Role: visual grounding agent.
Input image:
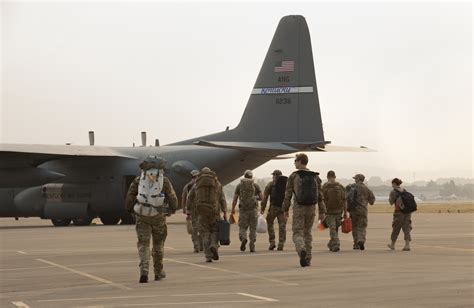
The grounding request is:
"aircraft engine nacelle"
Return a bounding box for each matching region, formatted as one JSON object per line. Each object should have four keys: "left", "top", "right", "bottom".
{"left": 0, "top": 168, "right": 65, "bottom": 188}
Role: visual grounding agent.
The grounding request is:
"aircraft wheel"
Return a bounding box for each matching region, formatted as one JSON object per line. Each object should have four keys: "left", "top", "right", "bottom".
{"left": 51, "top": 218, "right": 72, "bottom": 227}
{"left": 120, "top": 213, "right": 136, "bottom": 225}
{"left": 72, "top": 217, "right": 93, "bottom": 226}
{"left": 100, "top": 216, "right": 120, "bottom": 225}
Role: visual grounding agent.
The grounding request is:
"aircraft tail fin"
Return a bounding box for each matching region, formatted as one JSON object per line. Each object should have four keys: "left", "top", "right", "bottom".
{"left": 217, "top": 15, "right": 326, "bottom": 146}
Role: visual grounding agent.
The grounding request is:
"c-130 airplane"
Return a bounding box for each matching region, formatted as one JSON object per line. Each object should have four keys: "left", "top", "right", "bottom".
{"left": 0, "top": 15, "right": 372, "bottom": 226}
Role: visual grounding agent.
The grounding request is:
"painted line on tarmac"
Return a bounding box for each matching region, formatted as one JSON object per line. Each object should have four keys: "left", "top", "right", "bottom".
{"left": 36, "top": 259, "right": 132, "bottom": 291}
{"left": 80, "top": 300, "right": 261, "bottom": 307}
{"left": 237, "top": 292, "right": 279, "bottom": 302}
{"left": 11, "top": 302, "right": 30, "bottom": 308}
{"left": 370, "top": 240, "right": 474, "bottom": 253}
{"left": 16, "top": 251, "right": 28, "bottom": 255}
{"left": 0, "top": 265, "right": 54, "bottom": 272}
{"left": 164, "top": 257, "right": 298, "bottom": 286}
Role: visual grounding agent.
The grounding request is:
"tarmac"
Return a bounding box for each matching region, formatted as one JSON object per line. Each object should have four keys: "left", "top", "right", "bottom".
{"left": 1, "top": 213, "right": 473, "bottom": 307}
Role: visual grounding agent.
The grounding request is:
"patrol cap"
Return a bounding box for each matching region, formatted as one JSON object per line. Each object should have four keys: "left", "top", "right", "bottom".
{"left": 327, "top": 170, "right": 336, "bottom": 178}
{"left": 190, "top": 170, "right": 200, "bottom": 177}
{"left": 244, "top": 170, "right": 253, "bottom": 178}
{"left": 201, "top": 167, "right": 211, "bottom": 173}
{"left": 271, "top": 170, "right": 282, "bottom": 176}
{"left": 353, "top": 174, "right": 365, "bottom": 181}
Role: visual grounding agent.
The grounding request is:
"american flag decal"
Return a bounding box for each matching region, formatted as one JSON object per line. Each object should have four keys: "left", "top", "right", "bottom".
{"left": 274, "top": 60, "right": 294, "bottom": 72}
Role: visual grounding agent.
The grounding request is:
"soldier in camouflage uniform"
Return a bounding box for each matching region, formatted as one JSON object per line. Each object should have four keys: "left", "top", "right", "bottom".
{"left": 231, "top": 170, "right": 263, "bottom": 253}
{"left": 261, "top": 170, "right": 287, "bottom": 251}
{"left": 349, "top": 174, "right": 375, "bottom": 251}
{"left": 321, "top": 170, "right": 347, "bottom": 252}
{"left": 182, "top": 170, "right": 202, "bottom": 253}
{"left": 125, "top": 156, "right": 178, "bottom": 283}
{"left": 283, "top": 153, "right": 326, "bottom": 267}
{"left": 187, "top": 167, "right": 227, "bottom": 262}
{"left": 388, "top": 178, "right": 412, "bottom": 251}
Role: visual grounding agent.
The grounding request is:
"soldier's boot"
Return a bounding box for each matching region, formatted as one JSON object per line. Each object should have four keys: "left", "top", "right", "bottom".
{"left": 277, "top": 243, "right": 284, "bottom": 251}
{"left": 269, "top": 243, "right": 276, "bottom": 250}
{"left": 193, "top": 247, "right": 199, "bottom": 253}
{"left": 240, "top": 239, "right": 248, "bottom": 252}
{"left": 387, "top": 241, "right": 396, "bottom": 250}
{"left": 210, "top": 247, "right": 219, "bottom": 260}
{"left": 358, "top": 241, "right": 365, "bottom": 251}
{"left": 199, "top": 241, "right": 203, "bottom": 252}
{"left": 154, "top": 271, "right": 166, "bottom": 281}
{"left": 249, "top": 242, "right": 256, "bottom": 253}
{"left": 206, "top": 258, "right": 212, "bottom": 263}
{"left": 402, "top": 240, "right": 411, "bottom": 251}
{"left": 353, "top": 242, "right": 360, "bottom": 250}
{"left": 139, "top": 274, "right": 148, "bottom": 283}
{"left": 299, "top": 250, "right": 308, "bottom": 267}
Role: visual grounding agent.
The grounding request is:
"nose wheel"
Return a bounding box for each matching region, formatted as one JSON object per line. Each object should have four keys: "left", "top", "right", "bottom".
{"left": 51, "top": 218, "right": 72, "bottom": 227}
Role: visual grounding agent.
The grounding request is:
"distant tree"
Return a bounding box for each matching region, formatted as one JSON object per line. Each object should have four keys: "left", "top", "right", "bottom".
{"left": 461, "top": 184, "right": 474, "bottom": 199}
{"left": 367, "top": 176, "right": 384, "bottom": 186}
{"left": 426, "top": 180, "right": 438, "bottom": 188}
{"left": 440, "top": 180, "right": 459, "bottom": 197}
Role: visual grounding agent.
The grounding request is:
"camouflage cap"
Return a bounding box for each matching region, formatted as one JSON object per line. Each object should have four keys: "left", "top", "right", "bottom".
{"left": 353, "top": 174, "right": 365, "bottom": 181}
{"left": 201, "top": 167, "right": 211, "bottom": 173}
{"left": 271, "top": 170, "right": 282, "bottom": 176}
{"left": 244, "top": 170, "right": 253, "bottom": 178}
{"left": 190, "top": 170, "right": 200, "bottom": 177}
{"left": 140, "top": 155, "right": 166, "bottom": 170}
{"left": 327, "top": 170, "right": 336, "bottom": 178}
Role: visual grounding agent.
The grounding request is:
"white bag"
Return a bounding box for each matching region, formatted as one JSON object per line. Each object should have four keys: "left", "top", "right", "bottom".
{"left": 256, "top": 214, "right": 267, "bottom": 233}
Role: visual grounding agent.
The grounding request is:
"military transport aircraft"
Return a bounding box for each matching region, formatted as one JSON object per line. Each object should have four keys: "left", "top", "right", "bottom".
{"left": 0, "top": 15, "right": 372, "bottom": 226}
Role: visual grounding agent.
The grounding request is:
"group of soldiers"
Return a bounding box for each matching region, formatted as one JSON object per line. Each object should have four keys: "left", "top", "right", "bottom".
{"left": 126, "top": 153, "right": 413, "bottom": 283}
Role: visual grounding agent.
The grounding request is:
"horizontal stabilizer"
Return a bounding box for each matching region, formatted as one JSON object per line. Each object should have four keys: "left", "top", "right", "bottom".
{"left": 316, "top": 145, "right": 376, "bottom": 152}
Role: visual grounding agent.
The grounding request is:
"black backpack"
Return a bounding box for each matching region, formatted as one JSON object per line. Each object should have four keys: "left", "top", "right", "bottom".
{"left": 270, "top": 176, "right": 288, "bottom": 207}
{"left": 346, "top": 184, "right": 358, "bottom": 211}
{"left": 398, "top": 190, "right": 417, "bottom": 214}
{"left": 295, "top": 171, "right": 318, "bottom": 206}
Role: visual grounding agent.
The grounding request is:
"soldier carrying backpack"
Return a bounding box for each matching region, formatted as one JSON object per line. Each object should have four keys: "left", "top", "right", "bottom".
{"left": 261, "top": 170, "right": 288, "bottom": 251}
{"left": 322, "top": 170, "right": 347, "bottom": 252}
{"left": 283, "top": 153, "right": 326, "bottom": 267}
{"left": 388, "top": 178, "right": 415, "bottom": 251}
{"left": 231, "top": 170, "right": 263, "bottom": 253}
{"left": 187, "top": 167, "right": 227, "bottom": 262}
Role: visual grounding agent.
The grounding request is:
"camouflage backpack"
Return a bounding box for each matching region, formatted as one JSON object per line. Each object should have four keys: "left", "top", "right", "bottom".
{"left": 346, "top": 184, "right": 358, "bottom": 211}
{"left": 239, "top": 178, "right": 257, "bottom": 210}
{"left": 294, "top": 170, "right": 318, "bottom": 206}
{"left": 195, "top": 172, "right": 219, "bottom": 218}
{"left": 323, "top": 182, "right": 345, "bottom": 213}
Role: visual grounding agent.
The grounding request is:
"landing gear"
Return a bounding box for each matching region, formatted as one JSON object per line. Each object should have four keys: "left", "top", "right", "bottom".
{"left": 72, "top": 217, "right": 93, "bottom": 226}
{"left": 100, "top": 216, "right": 120, "bottom": 225}
{"left": 120, "top": 212, "right": 136, "bottom": 225}
{"left": 51, "top": 218, "right": 72, "bottom": 227}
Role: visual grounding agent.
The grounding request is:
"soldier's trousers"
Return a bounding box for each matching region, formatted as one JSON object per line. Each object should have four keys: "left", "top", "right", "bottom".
{"left": 266, "top": 206, "right": 286, "bottom": 247}
{"left": 391, "top": 212, "right": 412, "bottom": 242}
{"left": 135, "top": 214, "right": 167, "bottom": 275}
{"left": 191, "top": 211, "right": 202, "bottom": 250}
{"left": 326, "top": 214, "right": 342, "bottom": 250}
{"left": 239, "top": 208, "right": 257, "bottom": 249}
{"left": 198, "top": 215, "right": 219, "bottom": 260}
{"left": 292, "top": 204, "right": 316, "bottom": 261}
{"left": 350, "top": 212, "right": 368, "bottom": 244}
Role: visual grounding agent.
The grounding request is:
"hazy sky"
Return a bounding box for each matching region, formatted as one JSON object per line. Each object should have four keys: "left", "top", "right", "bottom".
{"left": 1, "top": 1, "right": 472, "bottom": 181}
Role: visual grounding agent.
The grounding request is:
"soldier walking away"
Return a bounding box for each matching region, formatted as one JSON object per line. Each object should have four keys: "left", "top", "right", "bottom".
{"left": 388, "top": 178, "right": 413, "bottom": 251}
{"left": 182, "top": 170, "right": 203, "bottom": 253}
{"left": 187, "top": 167, "right": 227, "bottom": 262}
{"left": 347, "top": 174, "right": 375, "bottom": 251}
{"left": 125, "top": 156, "right": 178, "bottom": 283}
{"left": 283, "top": 153, "right": 326, "bottom": 267}
{"left": 261, "top": 170, "right": 288, "bottom": 251}
{"left": 231, "top": 170, "right": 263, "bottom": 253}
{"left": 321, "top": 170, "right": 347, "bottom": 252}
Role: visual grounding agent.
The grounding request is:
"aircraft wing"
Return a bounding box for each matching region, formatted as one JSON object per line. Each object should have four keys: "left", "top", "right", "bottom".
{"left": 0, "top": 143, "right": 135, "bottom": 168}
{"left": 315, "top": 145, "right": 376, "bottom": 152}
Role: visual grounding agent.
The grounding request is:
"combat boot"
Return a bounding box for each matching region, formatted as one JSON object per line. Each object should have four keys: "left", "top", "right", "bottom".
{"left": 206, "top": 258, "right": 213, "bottom": 263}
{"left": 358, "top": 241, "right": 365, "bottom": 251}
{"left": 240, "top": 239, "right": 247, "bottom": 252}
{"left": 277, "top": 243, "right": 284, "bottom": 251}
{"left": 269, "top": 243, "right": 276, "bottom": 250}
{"left": 139, "top": 274, "right": 148, "bottom": 283}
{"left": 353, "top": 243, "right": 360, "bottom": 250}
{"left": 193, "top": 247, "right": 199, "bottom": 253}
{"left": 210, "top": 246, "right": 219, "bottom": 260}
{"left": 387, "top": 241, "right": 395, "bottom": 250}
{"left": 249, "top": 243, "right": 255, "bottom": 253}
{"left": 402, "top": 240, "right": 410, "bottom": 251}
{"left": 154, "top": 270, "right": 166, "bottom": 281}
{"left": 299, "top": 250, "right": 308, "bottom": 267}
